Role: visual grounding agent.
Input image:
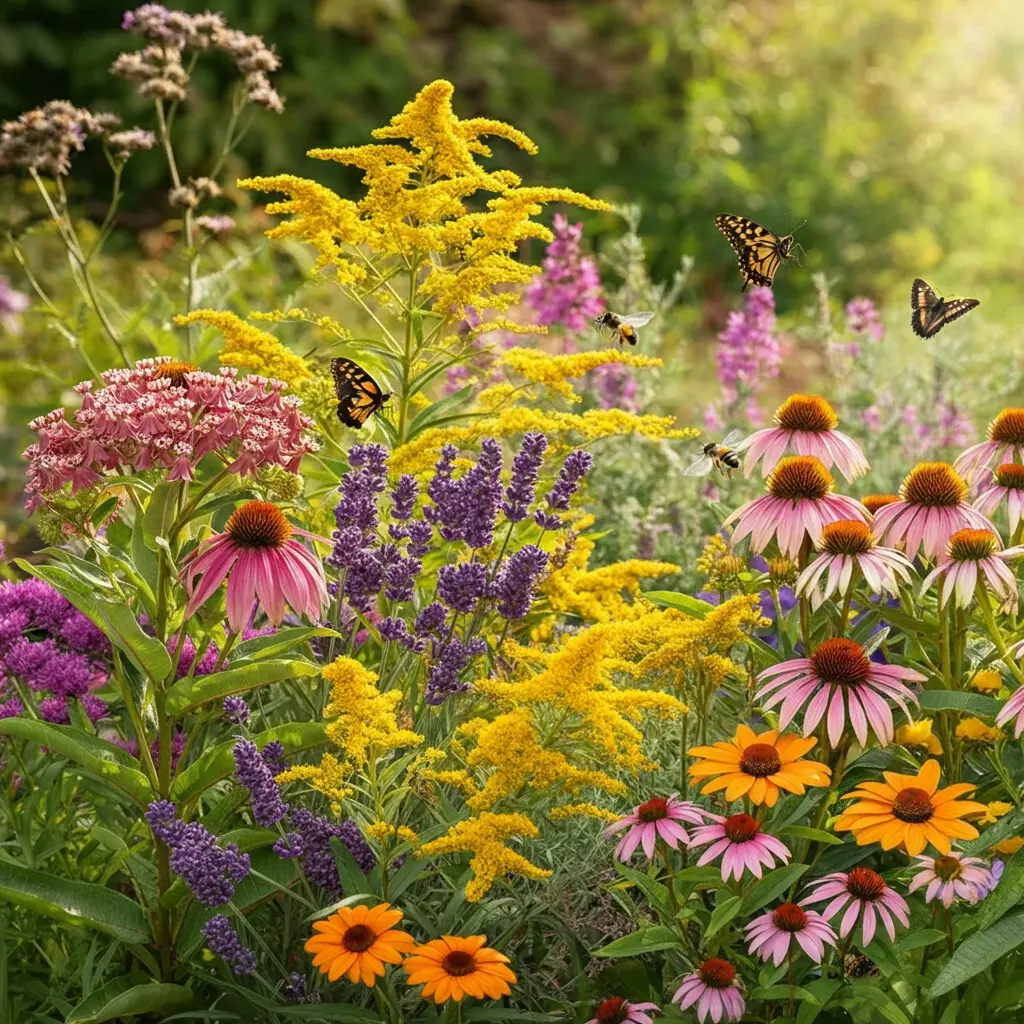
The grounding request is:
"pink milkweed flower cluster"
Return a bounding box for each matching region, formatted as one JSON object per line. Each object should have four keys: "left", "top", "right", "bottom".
{"left": 24, "top": 358, "right": 317, "bottom": 507}
{"left": 524, "top": 213, "right": 604, "bottom": 332}
{"left": 604, "top": 794, "right": 709, "bottom": 861}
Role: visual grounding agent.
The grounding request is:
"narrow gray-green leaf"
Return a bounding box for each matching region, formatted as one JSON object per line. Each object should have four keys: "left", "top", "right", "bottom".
{"left": 164, "top": 658, "right": 320, "bottom": 714}
{"left": 65, "top": 980, "right": 193, "bottom": 1023}
{"left": 929, "top": 908, "right": 1024, "bottom": 997}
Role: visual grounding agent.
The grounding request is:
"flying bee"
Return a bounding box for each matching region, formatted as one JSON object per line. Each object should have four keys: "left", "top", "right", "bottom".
{"left": 684, "top": 430, "right": 744, "bottom": 479}
{"left": 593, "top": 310, "right": 655, "bottom": 346}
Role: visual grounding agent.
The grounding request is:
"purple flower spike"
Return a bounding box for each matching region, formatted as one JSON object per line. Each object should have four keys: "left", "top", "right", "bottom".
{"left": 222, "top": 695, "right": 250, "bottom": 725}
{"left": 503, "top": 432, "right": 547, "bottom": 522}
{"left": 523, "top": 213, "right": 604, "bottom": 331}
{"left": 494, "top": 545, "right": 548, "bottom": 619}
{"left": 290, "top": 808, "right": 374, "bottom": 895}
{"left": 437, "top": 562, "right": 488, "bottom": 614}
{"left": 202, "top": 914, "right": 257, "bottom": 975}
{"left": 233, "top": 739, "right": 288, "bottom": 827}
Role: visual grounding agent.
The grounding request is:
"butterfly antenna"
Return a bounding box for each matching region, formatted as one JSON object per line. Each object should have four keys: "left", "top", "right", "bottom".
{"left": 792, "top": 241, "right": 807, "bottom": 267}
{"left": 792, "top": 218, "right": 807, "bottom": 235}
{"left": 300, "top": 345, "right": 319, "bottom": 360}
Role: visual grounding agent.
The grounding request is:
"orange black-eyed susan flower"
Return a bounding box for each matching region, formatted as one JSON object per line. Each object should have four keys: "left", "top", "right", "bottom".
{"left": 305, "top": 903, "right": 415, "bottom": 986}
{"left": 403, "top": 935, "right": 516, "bottom": 1003}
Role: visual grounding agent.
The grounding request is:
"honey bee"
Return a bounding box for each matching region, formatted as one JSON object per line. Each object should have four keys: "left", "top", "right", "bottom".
{"left": 593, "top": 310, "right": 655, "bottom": 346}
{"left": 684, "top": 430, "right": 744, "bottom": 479}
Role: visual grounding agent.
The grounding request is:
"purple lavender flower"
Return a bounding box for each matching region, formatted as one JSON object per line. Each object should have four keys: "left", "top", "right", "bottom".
{"left": 714, "top": 286, "right": 782, "bottom": 413}
{"left": 425, "top": 636, "right": 486, "bottom": 705}
{"left": 494, "top": 545, "right": 548, "bottom": 619}
{"left": 285, "top": 971, "right": 321, "bottom": 1003}
{"left": 344, "top": 546, "right": 385, "bottom": 613}
{"left": 424, "top": 441, "right": 503, "bottom": 549}
{"left": 273, "top": 832, "right": 304, "bottom": 858}
{"left": 389, "top": 475, "right": 418, "bottom": 525}
{"left": 261, "top": 740, "right": 286, "bottom": 776}
{"left": 523, "top": 214, "right": 604, "bottom": 331}
{"left": 414, "top": 602, "right": 448, "bottom": 637}
{"left": 534, "top": 448, "right": 594, "bottom": 529}
{"left": 502, "top": 432, "right": 547, "bottom": 522}
{"left": 202, "top": 915, "right": 257, "bottom": 975}
{"left": 290, "top": 808, "right": 375, "bottom": 895}
{"left": 845, "top": 296, "right": 884, "bottom": 341}
{"left": 222, "top": 696, "right": 250, "bottom": 725}
{"left": 233, "top": 739, "right": 288, "bottom": 827}
{"left": 39, "top": 695, "right": 69, "bottom": 724}
{"left": 437, "top": 562, "right": 488, "bottom": 614}
{"left": 379, "top": 616, "right": 426, "bottom": 653}
{"left": 406, "top": 520, "right": 432, "bottom": 560}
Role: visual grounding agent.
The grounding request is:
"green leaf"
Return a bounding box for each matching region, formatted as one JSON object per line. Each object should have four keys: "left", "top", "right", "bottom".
{"left": 929, "top": 908, "right": 1024, "bottom": 997}
{"left": 779, "top": 825, "right": 843, "bottom": 846}
{"left": 142, "top": 481, "right": 180, "bottom": 549}
{"left": 230, "top": 626, "right": 340, "bottom": 663}
{"left": 971, "top": 849, "right": 1024, "bottom": 932}
{"left": 918, "top": 690, "right": 1001, "bottom": 716}
{"left": 675, "top": 866, "right": 724, "bottom": 886}
{"left": 893, "top": 928, "right": 945, "bottom": 952}
{"left": 463, "top": 1011, "right": 559, "bottom": 1022}
{"left": 705, "top": 894, "right": 743, "bottom": 940}
{"left": 613, "top": 861, "right": 669, "bottom": 913}
{"left": 330, "top": 836, "right": 373, "bottom": 901}
{"left": 592, "top": 925, "right": 682, "bottom": 957}
{"left": 90, "top": 496, "right": 121, "bottom": 529}
{"left": 65, "top": 980, "right": 193, "bottom": 1023}
{"left": 880, "top": 607, "right": 938, "bottom": 635}
{"left": 795, "top": 980, "right": 842, "bottom": 1024}
{"left": 748, "top": 984, "right": 820, "bottom": 1003}
{"left": 963, "top": 809, "right": 1024, "bottom": 855}
{"left": 0, "top": 863, "right": 149, "bottom": 944}
{"left": 0, "top": 718, "right": 152, "bottom": 806}
{"left": 164, "top": 658, "right": 320, "bottom": 714}
{"left": 643, "top": 591, "right": 716, "bottom": 618}
{"left": 407, "top": 384, "right": 475, "bottom": 437}
{"left": 742, "top": 863, "right": 809, "bottom": 914}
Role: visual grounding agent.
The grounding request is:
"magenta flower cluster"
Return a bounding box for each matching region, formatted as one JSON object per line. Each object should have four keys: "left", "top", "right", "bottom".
{"left": 524, "top": 213, "right": 604, "bottom": 332}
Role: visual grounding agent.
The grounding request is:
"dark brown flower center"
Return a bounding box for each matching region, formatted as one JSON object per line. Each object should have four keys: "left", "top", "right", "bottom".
{"left": 723, "top": 813, "right": 761, "bottom": 842}
{"left": 862, "top": 494, "right": 900, "bottom": 515}
{"left": 225, "top": 500, "right": 292, "bottom": 549}
{"left": 810, "top": 638, "right": 872, "bottom": 687}
{"left": 989, "top": 409, "right": 1024, "bottom": 445}
{"left": 772, "top": 903, "right": 808, "bottom": 932}
{"left": 948, "top": 528, "right": 998, "bottom": 561}
{"left": 892, "top": 786, "right": 934, "bottom": 823}
{"left": 154, "top": 360, "right": 200, "bottom": 388}
{"left": 901, "top": 462, "right": 967, "bottom": 508}
{"left": 637, "top": 797, "right": 669, "bottom": 822}
{"left": 820, "top": 519, "right": 872, "bottom": 555}
{"left": 342, "top": 923, "right": 377, "bottom": 952}
{"left": 441, "top": 949, "right": 477, "bottom": 977}
{"left": 767, "top": 456, "right": 834, "bottom": 501}
{"left": 739, "top": 742, "right": 782, "bottom": 777}
{"left": 594, "top": 997, "right": 628, "bottom": 1023}
{"left": 846, "top": 866, "right": 885, "bottom": 901}
{"left": 775, "top": 394, "right": 839, "bottom": 432}
{"left": 996, "top": 463, "right": 1024, "bottom": 489}
{"left": 699, "top": 958, "right": 736, "bottom": 989}
{"left": 933, "top": 855, "right": 963, "bottom": 881}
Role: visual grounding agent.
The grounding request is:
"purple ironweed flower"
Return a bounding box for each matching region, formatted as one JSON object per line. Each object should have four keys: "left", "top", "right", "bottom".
{"left": 290, "top": 808, "right": 375, "bottom": 895}
{"left": 714, "top": 286, "right": 782, "bottom": 409}
{"left": 425, "top": 636, "right": 486, "bottom": 705}
{"left": 170, "top": 634, "right": 219, "bottom": 679}
{"left": 414, "top": 602, "right": 448, "bottom": 637}
{"left": 0, "top": 696, "right": 23, "bottom": 719}
{"left": 0, "top": 578, "right": 68, "bottom": 633}
{"left": 524, "top": 213, "right": 604, "bottom": 331}
{"left": 39, "top": 695, "right": 69, "bottom": 724}
{"left": 150, "top": 730, "right": 186, "bottom": 773}
{"left": 494, "top": 545, "right": 548, "bottom": 619}
{"left": 109, "top": 735, "right": 138, "bottom": 757}
{"left": 503, "top": 432, "right": 547, "bottom": 522}
{"left": 80, "top": 693, "right": 108, "bottom": 722}
{"left": 273, "top": 831, "right": 304, "bottom": 858}
{"left": 233, "top": 739, "right": 288, "bottom": 827}
{"left": 201, "top": 914, "right": 257, "bottom": 975}
{"left": 145, "top": 800, "right": 250, "bottom": 907}
{"left": 60, "top": 611, "right": 110, "bottom": 655}
{"left": 591, "top": 363, "right": 639, "bottom": 413}
{"left": 0, "top": 277, "right": 29, "bottom": 336}
{"left": 222, "top": 696, "right": 249, "bottom": 725}
{"left": 379, "top": 616, "right": 426, "bottom": 653}
{"left": 845, "top": 297, "right": 884, "bottom": 341}
{"left": 261, "top": 740, "right": 287, "bottom": 776}
{"left": 437, "top": 562, "right": 488, "bottom": 614}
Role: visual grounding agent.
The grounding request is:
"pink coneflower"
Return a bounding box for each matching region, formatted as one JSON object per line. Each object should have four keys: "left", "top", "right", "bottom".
{"left": 800, "top": 867, "right": 910, "bottom": 945}
{"left": 919, "top": 528, "right": 1024, "bottom": 611}
{"left": 955, "top": 408, "right": 1024, "bottom": 482}
{"left": 604, "top": 795, "right": 707, "bottom": 862}
{"left": 737, "top": 394, "right": 869, "bottom": 481}
{"left": 745, "top": 903, "right": 836, "bottom": 965}
{"left": 756, "top": 638, "right": 923, "bottom": 747}
{"left": 687, "top": 813, "right": 791, "bottom": 882}
{"left": 181, "top": 501, "right": 328, "bottom": 632}
{"left": 995, "top": 653, "right": 1024, "bottom": 737}
{"left": 908, "top": 852, "right": 995, "bottom": 907}
{"left": 974, "top": 464, "right": 1024, "bottom": 534}
{"left": 585, "top": 996, "right": 661, "bottom": 1024}
{"left": 724, "top": 456, "right": 868, "bottom": 559}
{"left": 796, "top": 519, "right": 913, "bottom": 607}
{"left": 672, "top": 959, "right": 745, "bottom": 1023}
{"left": 872, "top": 462, "right": 994, "bottom": 561}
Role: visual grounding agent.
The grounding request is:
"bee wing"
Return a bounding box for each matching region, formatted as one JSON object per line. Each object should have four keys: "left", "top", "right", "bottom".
{"left": 683, "top": 454, "right": 714, "bottom": 476}
{"left": 619, "top": 312, "right": 656, "bottom": 328}
{"left": 721, "top": 429, "right": 744, "bottom": 447}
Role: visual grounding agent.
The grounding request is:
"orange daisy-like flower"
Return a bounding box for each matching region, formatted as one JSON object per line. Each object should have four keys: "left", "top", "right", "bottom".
{"left": 834, "top": 759, "right": 985, "bottom": 856}
{"left": 305, "top": 903, "right": 415, "bottom": 987}
{"left": 403, "top": 935, "right": 516, "bottom": 1003}
{"left": 688, "top": 725, "right": 832, "bottom": 807}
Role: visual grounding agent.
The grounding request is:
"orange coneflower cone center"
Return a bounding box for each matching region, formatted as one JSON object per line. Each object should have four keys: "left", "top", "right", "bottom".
{"left": 699, "top": 958, "right": 736, "bottom": 989}
{"left": 595, "top": 997, "right": 629, "bottom": 1023}
{"left": 988, "top": 409, "right": 1024, "bottom": 444}
{"left": 775, "top": 394, "right": 839, "bottom": 433}
{"left": 846, "top": 866, "right": 886, "bottom": 901}
{"left": 441, "top": 949, "right": 477, "bottom": 977}
{"left": 767, "top": 456, "right": 834, "bottom": 501}
{"left": 810, "top": 638, "right": 872, "bottom": 687}
{"left": 996, "top": 463, "right": 1024, "bottom": 489}
{"left": 862, "top": 494, "right": 900, "bottom": 515}
{"left": 948, "top": 528, "right": 998, "bottom": 561}
{"left": 934, "top": 855, "right": 964, "bottom": 881}
{"left": 226, "top": 501, "right": 293, "bottom": 549}
{"left": 772, "top": 903, "right": 808, "bottom": 932}
{"left": 892, "top": 786, "right": 934, "bottom": 823}
{"left": 820, "top": 519, "right": 872, "bottom": 555}
{"left": 723, "top": 813, "right": 761, "bottom": 843}
{"left": 739, "top": 742, "right": 782, "bottom": 777}
{"left": 342, "top": 923, "right": 377, "bottom": 952}
{"left": 154, "top": 360, "right": 200, "bottom": 388}
{"left": 901, "top": 463, "right": 967, "bottom": 508}
{"left": 637, "top": 797, "right": 669, "bottom": 822}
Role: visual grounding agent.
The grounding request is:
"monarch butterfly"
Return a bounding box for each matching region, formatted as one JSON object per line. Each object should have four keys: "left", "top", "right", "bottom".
{"left": 910, "top": 278, "right": 979, "bottom": 339}
{"left": 330, "top": 358, "right": 392, "bottom": 429}
{"left": 715, "top": 213, "right": 795, "bottom": 290}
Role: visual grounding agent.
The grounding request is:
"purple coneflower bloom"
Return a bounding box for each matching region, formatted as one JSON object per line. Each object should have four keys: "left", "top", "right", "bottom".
{"left": 584, "top": 996, "right": 661, "bottom": 1024}
{"left": 745, "top": 903, "right": 836, "bottom": 965}
{"left": 907, "top": 852, "right": 995, "bottom": 907}
{"left": 801, "top": 867, "right": 909, "bottom": 945}
{"left": 756, "top": 637, "right": 923, "bottom": 747}
{"left": 687, "top": 813, "right": 790, "bottom": 882}
{"left": 995, "top": 651, "right": 1024, "bottom": 737}
{"left": 604, "top": 795, "right": 707, "bottom": 862}
{"left": 919, "top": 528, "right": 1024, "bottom": 611}
{"left": 974, "top": 464, "right": 1024, "bottom": 533}
{"left": 955, "top": 408, "right": 1024, "bottom": 482}
{"left": 672, "top": 959, "right": 745, "bottom": 1023}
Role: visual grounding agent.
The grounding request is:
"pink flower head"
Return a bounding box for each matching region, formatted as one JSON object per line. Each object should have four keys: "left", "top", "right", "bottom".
{"left": 801, "top": 867, "right": 910, "bottom": 946}
{"left": 687, "top": 813, "right": 791, "bottom": 882}
{"left": 871, "top": 462, "right": 993, "bottom": 562}
{"left": 756, "top": 638, "right": 923, "bottom": 747}
{"left": 672, "top": 959, "right": 745, "bottom": 1023}
{"left": 737, "top": 394, "right": 869, "bottom": 482}
{"left": 524, "top": 213, "right": 604, "bottom": 332}
{"left": 745, "top": 903, "right": 836, "bottom": 965}
{"left": 974, "top": 463, "right": 1024, "bottom": 534}
{"left": 796, "top": 519, "right": 913, "bottom": 608}
{"left": 996, "top": 649, "right": 1024, "bottom": 737}
{"left": 845, "top": 297, "right": 884, "bottom": 341}
{"left": 919, "top": 528, "right": 1024, "bottom": 612}
{"left": 604, "top": 794, "right": 707, "bottom": 862}
{"left": 181, "top": 500, "right": 328, "bottom": 632}
{"left": 955, "top": 408, "right": 1024, "bottom": 482}
{"left": 908, "top": 852, "right": 995, "bottom": 907}
{"left": 585, "top": 996, "right": 661, "bottom": 1024}
{"left": 724, "top": 456, "right": 868, "bottom": 559}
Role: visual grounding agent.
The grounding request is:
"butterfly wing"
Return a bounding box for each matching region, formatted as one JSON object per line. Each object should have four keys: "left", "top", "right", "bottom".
{"left": 715, "top": 214, "right": 787, "bottom": 289}
{"left": 910, "top": 278, "right": 940, "bottom": 338}
{"left": 934, "top": 297, "right": 980, "bottom": 333}
{"left": 619, "top": 312, "right": 656, "bottom": 328}
{"left": 331, "top": 357, "right": 386, "bottom": 429}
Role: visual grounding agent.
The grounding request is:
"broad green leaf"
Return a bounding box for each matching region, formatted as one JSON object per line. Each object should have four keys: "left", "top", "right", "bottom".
{"left": 0, "top": 863, "right": 149, "bottom": 944}
{"left": 0, "top": 718, "right": 152, "bottom": 806}
{"left": 142, "top": 481, "right": 180, "bottom": 549}
{"left": 779, "top": 825, "right": 843, "bottom": 846}
{"left": 963, "top": 809, "right": 1024, "bottom": 855}
{"left": 929, "top": 908, "right": 1024, "bottom": 997}
{"left": 164, "top": 658, "right": 320, "bottom": 714}
{"left": 705, "top": 894, "right": 743, "bottom": 940}
{"left": 407, "top": 384, "right": 475, "bottom": 436}
{"left": 881, "top": 607, "right": 938, "bottom": 635}
{"left": 330, "top": 836, "right": 373, "bottom": 901}
{"left": 742, "top": 863, "right": 809, "bottom": 914}
{"left": 795, "top": 979, "right": 842, "bottom": 1024}
{"left": 842, "top": 984, "right": 912, "bottom": 1024}
{"left": 65, "top": 980, "right": 193, "bottom": 1023}
{"left": 918, "top": 690, "right": 1001, "bottom": 716}
{"left": 230, "top": 626, "right": 340, "bottom": 663}
{"left": 643, "top": 591, "right": 716, "bottom": 618}
{"left": 894, "top": 928, "right": 945, "bottom": 952}
{"left": 463, "top": 1012, "right": 559, "bottom": 1022}
{"left": 592, "top": 925, "right": 682, "bottom": 957}
{"left": 971, "top": 849, "right": 1024, "bottom": 932}
{"left": 748, "top": 984, "right": 820, "bottom": 1003}
{"left": 613, "top": 861, "right": 669, "bottom": 913}
{"left": 675, "top": 866, "right": 724, "bottom": 886}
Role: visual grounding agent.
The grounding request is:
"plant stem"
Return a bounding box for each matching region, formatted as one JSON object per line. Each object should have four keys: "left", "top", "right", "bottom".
{"left": 977, "top": 584, "right": 1024, "bottom": 687}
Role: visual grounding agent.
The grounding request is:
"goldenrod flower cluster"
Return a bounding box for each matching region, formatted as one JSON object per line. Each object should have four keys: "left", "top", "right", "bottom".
{"left": 976, "top": 801, "right": 1013, "bottom": 825}
{"left": 366, "top": 821, "right": 419, "bottom": 845}
{"left": 499, "top": 348, "right": 663, "bottom": 401}
{"left": 696, "top": 534, "right": 747, "bottom": 592}
{"left": 547, "top": 802, "right": 621, "bottom": 824}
